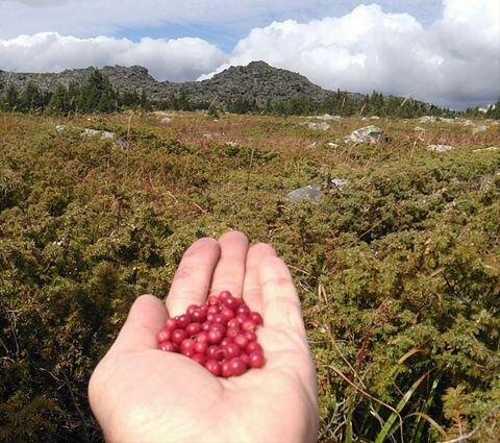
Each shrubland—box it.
[0,111,499,442]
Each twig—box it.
[329,364,404,438]
[438,406,500,443]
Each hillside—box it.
[1,111,499,441]
[0,61,434,112]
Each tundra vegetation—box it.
[0,110,499,442]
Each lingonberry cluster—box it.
[157,291,265,377]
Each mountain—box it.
[0,61,360,108]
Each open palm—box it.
[89,232,318,443]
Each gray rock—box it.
[427,144,455,152]
[306,122,330,131]
[473,146,499,152]
[55,124,66,134]
[329,178,348,189]
[81,128,115,140]
[327,142,340,148]
[472,125,488,135]
[345,125,385,144]
[287,185,323,203]
[309,114,342,121]
[419,116,437,123]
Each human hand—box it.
[89,231,318,443]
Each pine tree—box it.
[48,84,69,115]
[20,82,43,112]
[3,84,20,112]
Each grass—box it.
[0,110,499,442]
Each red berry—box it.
[194,341,208,354]
[186,322,201,336]
[157,327,171,342]
[159,341,177,352]
[242,319,256,332]
[165,318,178,331]
[201,322,211,332]
[213,313,225,324]
[207,297,220,307]
[210,323,226,334]
[205,359,222,376]
[176,314,191,329]
[195,331,209,343]
[192,353,206,365]
[237,314,248,325]
[221,360,232,377]
[250,312,263,326]
[157,290,265,377]
[219,290,232,301]
[180,338,195,356]
[233,334,248,348]
[191,308,207,322]
[224,343,241,359]
[227,318,240,330]
[236,305,250,316]
[227,327,239,338]
[246,341,263,354]
[228,357,247,376]
[240,353,250,366]
[221,307,236,321]
[249,351,265,368]
[208,328,224,344]
[171,329,187,345]
[244,331,257,342]
[223,295,240,309]
[207,345,226,361]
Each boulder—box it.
[81,128,115,140]
[308,114,342,121]
[418,116,437,123]
[329,178,348,189]
[306,122,330,131]
[472,125,488,135]
[427,144,455,152]
[287,185,323,203]
[345,126,386,144]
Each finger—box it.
[210,231,249,298]
[112,294,167,353]
[166,237,220,317]
[259,256,306,336]
[243,243,276,312]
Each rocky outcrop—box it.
[345,126,386,144]
[0,61,359,110]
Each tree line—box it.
[0,70,150,115]
[1,68,497,119]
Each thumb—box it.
[111,294,168,354]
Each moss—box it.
[0,112,499,442]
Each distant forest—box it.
[1,69,499,119]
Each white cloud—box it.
[0,1,445,42]
[0,1,498,107]
[201,0,500,108]
[0,33,227,81]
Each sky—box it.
[0,0,499,109]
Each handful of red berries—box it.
[157,291,265,378]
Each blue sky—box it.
[1,0,499,109]
[118,0,442,51]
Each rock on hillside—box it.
[0,61,360,109]
[179,61,349,108]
